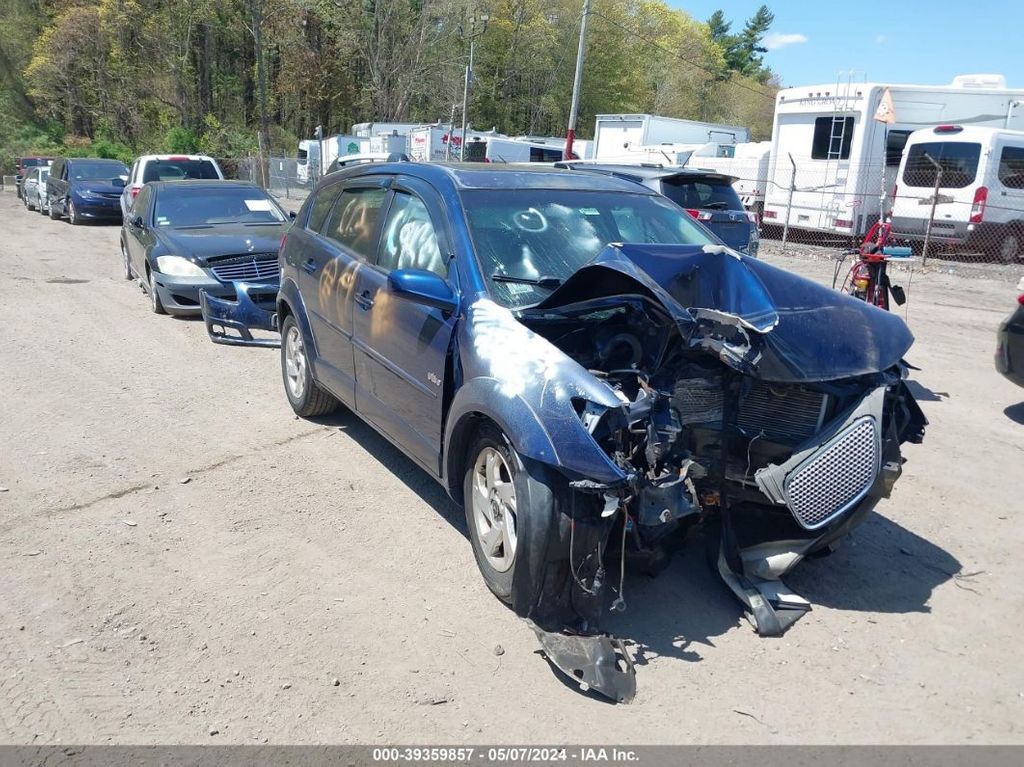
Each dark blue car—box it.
[46,157,129,224]
[276,163,925,701]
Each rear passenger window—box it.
[323,187,388,259]
[306,184,342,233]
[998,146,1024,189]
[377,192,446,277]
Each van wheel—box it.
[121,242,133,280]
[68,200,80,225]
[995,231,1021,264]
[280,314,337,417]
[463,425,560,612]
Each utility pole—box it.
[459,14,489,162]
[564,0,591,161]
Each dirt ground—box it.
[1,190,1022,745]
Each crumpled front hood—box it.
[531,243,914,383]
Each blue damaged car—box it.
[276,163,926,701]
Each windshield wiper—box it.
[491,273,563,289]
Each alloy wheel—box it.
[469,447,519,573]
[283,325,307,401]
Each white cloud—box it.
[875,34,887,45]
[763,33,809,51]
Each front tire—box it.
[147,269,166,314]
[463,425,560,609]
[280,314,337,417]
[68,199,80,225]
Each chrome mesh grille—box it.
[209,254,278,282]
[784,417,879,530]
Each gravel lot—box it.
[1,190,1022,745]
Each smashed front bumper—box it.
[199,282,279,348]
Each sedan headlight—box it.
[155,256,206,278]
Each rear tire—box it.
[280,314,337,417]
[122,243,133,280]
[463,425,560,611]
[995,231,1021,264]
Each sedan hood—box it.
[156,224,284,263]
[531,243,914,383]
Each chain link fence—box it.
[231,154,1024,284]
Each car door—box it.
[125,185,155,277]
[350,178,458,474]
[298,178,389,405]
[47,159,64,210]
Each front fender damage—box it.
[482,244,926,701]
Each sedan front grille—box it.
[783,417,880,530]
[209,255,278,282]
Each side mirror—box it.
[388,269,458,314]
[131,215,144,229]
[289,210,297,219]
[112,177,126,188]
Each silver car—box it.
[22,166,50,214]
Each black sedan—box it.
[121,180,289,319]
[996,280,1024,387]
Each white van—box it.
[891,126,1024,262]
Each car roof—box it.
[137,154,218,161]
[331,161,658,195]
[557,163,736,185]
[65,157,127,163]
[147,180,260,191]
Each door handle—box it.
[302,258,317,274]
[355,290,375,310]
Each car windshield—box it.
[71,161,128,180]
[142,159,220,183]
[462,189,716,308]
[22,159,50,168]
[154,186,286,227]
[660,177,743,211]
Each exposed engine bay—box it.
[515,287,926,702]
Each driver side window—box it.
[376,192,446,277]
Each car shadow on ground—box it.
[905,379,950,401]
[1004,402,1024,424]
[310,409,962,674]
[312,408,465,533]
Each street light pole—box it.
[460,14,489,162]
[564,0,591,161]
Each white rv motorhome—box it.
[762,74,1024,236]
[351,122,424,139]
[592,114,749,161]
[890,125,1024,261]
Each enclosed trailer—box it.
[762,75,1024,236]
[592,114,749,161]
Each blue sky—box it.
[672,2,1024,88]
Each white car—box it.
[120,154,224,217]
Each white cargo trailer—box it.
[762,74,1024,236]
[592,114,749,160]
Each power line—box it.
[588,10,777,103]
